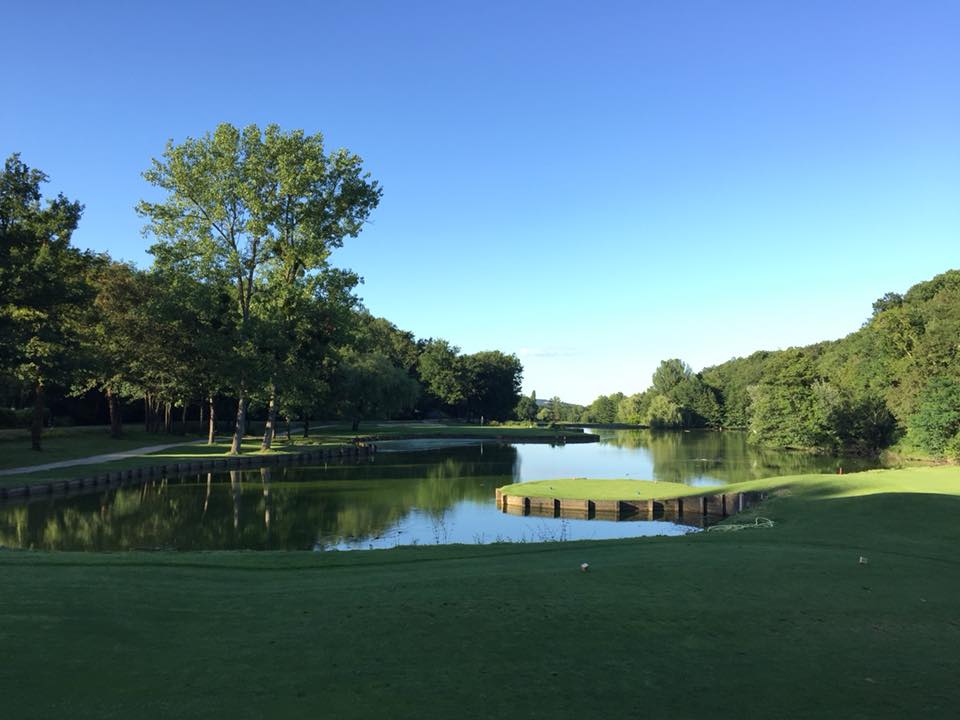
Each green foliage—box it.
[0,407,46,429]
[138,123,381,450]
[747,350,821,448]
[0,154,92,448]
[580,392,623,423]
[416,339,465,410]
[909,377,960,455]
[651,358,691,395]
[414,341,522,421]
[643,394,682,429]
[514,393,538,421]
[458,351,523,421]
[333,351,420,428]
[615,391,652,425]
[690,269,960,454]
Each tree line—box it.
[1,124,522,452]
[579,270,960,459]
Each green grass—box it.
[500,477,714,500]
[0,428,207,471]
[0,437,326,487]
[499,466,960,502]
[1,465,960,718]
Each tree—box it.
[355,315,419,373]
[334,351,420,431]
[0,154,90,450]
[274,270,360,439]
[909,377,960,456]
[416,339,466,414]
[139,123,381,453]
[514,392,538,422]
[652,359,692,396]
[547,396,563,423]
[78,259,144,438]
[459,351,523,421]
[747,350,822,448]
[644,394,682,429]
[581,393,624,424]
[616,391,652,425]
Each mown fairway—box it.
[1,467,958,719]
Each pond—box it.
[0,430,884,551]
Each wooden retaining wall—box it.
[0,442,375,505]
[495,488,764,525]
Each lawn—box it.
[498,465,960,502]
[1,466,958,719]
[0,428,207,471]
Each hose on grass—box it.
[707,516,775,532]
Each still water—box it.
[0,430,883,551]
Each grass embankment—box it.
[2,466,959,718]
[0,422,585,487]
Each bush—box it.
[910,377,960,455]
[0,407,49,429]
[944,432,960,463]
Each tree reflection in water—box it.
[0,433,885,550]
[0,445,517,551]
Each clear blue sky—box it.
[4,1,958,404]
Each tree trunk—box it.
[230,470,241,528]
[202,472,212,517]
[261,383,277,451]
[143,393,150,432]
[107,387,122,439]
[302,414,310,438]
[207,396,216,445]
[351,418,360,432]
[260,467,272,530]
[230,392,248,455]
[164,402,172,434]
[31,381,45,451]
[199,402,206,434]
[180,402,188,435]
[286,419,291,441]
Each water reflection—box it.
[0,431,886,551]
[593,429,882,485]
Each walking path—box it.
[0,425,307,477]
[0,438,212,477]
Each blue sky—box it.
[4,1,958,404]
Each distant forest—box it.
[572,270,960,459]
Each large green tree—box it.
[417,339,467,414]
[459,351,523,421]
[138,123,381,453]
[0,154,91,450]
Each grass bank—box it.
[1,466,959,718]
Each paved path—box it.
[0,438,212,477]
[0,425,307,477]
